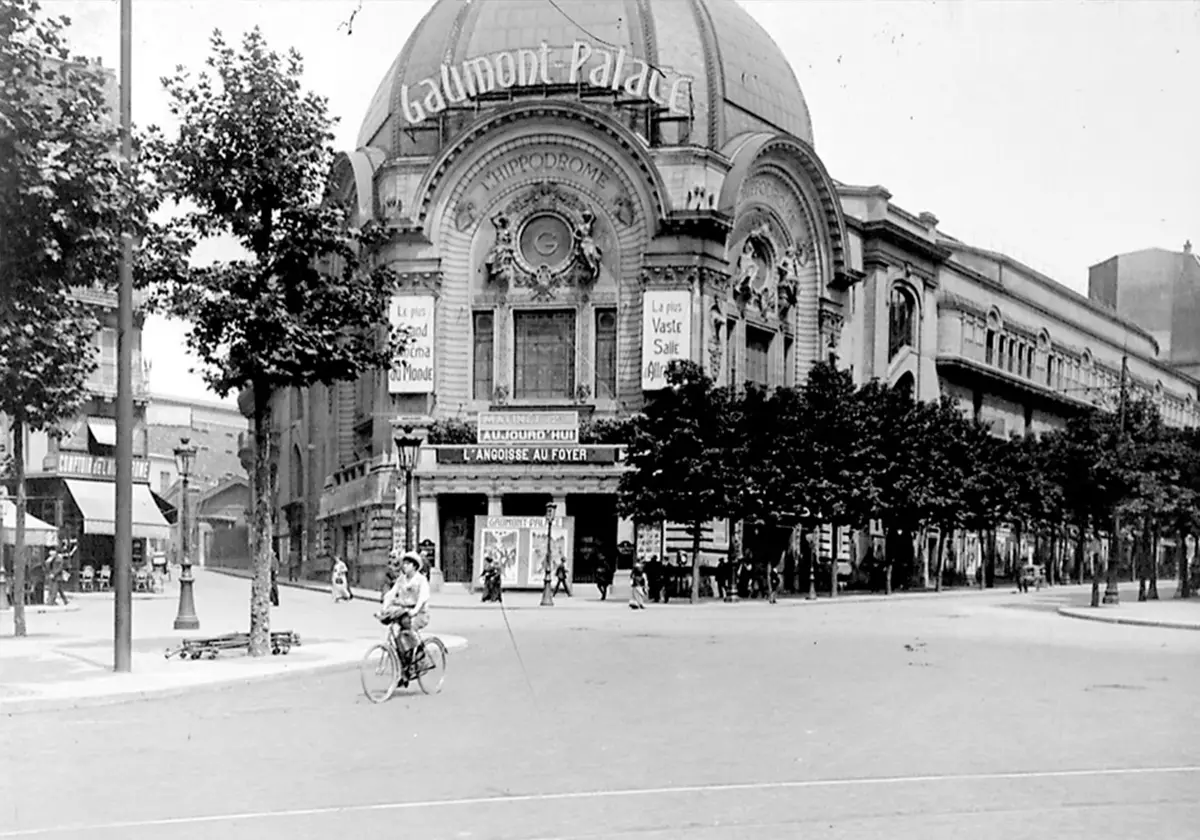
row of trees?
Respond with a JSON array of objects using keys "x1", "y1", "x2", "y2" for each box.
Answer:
[
  {"x1": 3, "y1": 2, "x2": 404, "y2": 651},
  {"x1": 618, "y1": 360, "x2": 1200, "y2": 604}
]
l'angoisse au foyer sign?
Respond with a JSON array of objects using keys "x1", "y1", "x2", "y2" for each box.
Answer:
[{"x1": 400, "y1": 40, "x2": 693, "y2": 125}]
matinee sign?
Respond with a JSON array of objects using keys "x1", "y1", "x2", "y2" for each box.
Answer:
[
  {"x1": 476, "y1": 410, "x2": 579, "y2": 444},
  {"x1": 400, "y1": 40, "x2": 693, "y2": 125}
]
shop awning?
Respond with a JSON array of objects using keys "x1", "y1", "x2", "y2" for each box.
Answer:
[
  {"x1": 64, "y1": 479, "x2": 172, "y2": 541},
  {"x1": 87, "y1": 417, "x2": 117, "y2": 446},
  {"x1": 0, "y1": 500, "x2": 58, "y2": 546}
]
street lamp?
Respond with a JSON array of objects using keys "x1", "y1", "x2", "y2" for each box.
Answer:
[
  {"x1": 172, "y1": 437, "x2": 200, "y2": 630},
  {"x1": 540, "y1": 501, "x2": 556, "y2": 607},
  {"x1": 393, "y1": 430, "x2": 423, "y2": 553}
]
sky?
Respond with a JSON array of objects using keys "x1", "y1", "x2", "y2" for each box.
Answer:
[{"x1": 50, "y1": 0, "x2": 1200, "y2": 405}]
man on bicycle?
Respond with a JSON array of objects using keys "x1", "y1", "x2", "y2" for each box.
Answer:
[{"x1": 378, "y1": 551, "x2": 430, "y2": 659}]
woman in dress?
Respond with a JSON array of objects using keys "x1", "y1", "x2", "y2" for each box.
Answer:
[
  {"x1": 331, "y1": 556, "x2": 352, "y2": 602},
  {"x1": 629, "y1": 560, "x2": 647, "y2": 610}
]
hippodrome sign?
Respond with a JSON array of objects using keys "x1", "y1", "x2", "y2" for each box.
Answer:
[{"x1": 400, "y1": 40, "x2": 693, "y2": 125}]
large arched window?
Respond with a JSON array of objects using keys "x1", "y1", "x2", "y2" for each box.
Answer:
[
  {"x1": 887, "y1": 285, "x2": 918, "y2": 360},
  {"x1": 290, "y1": 444, "x2": 304, "y2": 501}
]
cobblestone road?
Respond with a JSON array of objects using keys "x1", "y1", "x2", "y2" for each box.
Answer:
[{"x1": 3, "y1": 585, "x2": 1198, "y2": 839}]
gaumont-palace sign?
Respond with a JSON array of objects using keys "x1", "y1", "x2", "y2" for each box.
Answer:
[{"x1": 400, "y1": 40, "x2": 693, "y2": 125}]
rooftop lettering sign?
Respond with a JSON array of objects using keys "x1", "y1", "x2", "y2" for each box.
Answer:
[{"x1": 400, "y1": 40, "x2": 693, "y2": 125}]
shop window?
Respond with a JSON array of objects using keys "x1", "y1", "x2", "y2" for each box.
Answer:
[
  {"x1": 472, "y1": 311, "x2": 494, "y2": 401},
  {"x1": 887, "y1": 286, "x2": 917, "y2": 360},
  {"x1": 745, "y1": 328, "x2": 772, "y2": 389},
  {"x1": 514, "y1": 310, "x2": 575, "y2": 399},
  {"x1": 594, "y1": 308, "x2": 617, "y2": 400}
]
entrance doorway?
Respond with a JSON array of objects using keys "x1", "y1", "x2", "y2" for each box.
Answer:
[
  {"x1": 568, "y1": 494, "x2": 616, "y2": 583},
  {"x1": 501, "y1": 494, "x2": 551, "y2": 517},
  {"x1": 438, "y1": 494, "x2": 487, "y2": 583}
]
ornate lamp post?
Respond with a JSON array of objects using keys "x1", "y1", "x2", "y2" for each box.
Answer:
[
  {"x1": 540, "y1": 501, "x2": 556, "y2": 607},
  {"x1": 392, "y1": 429, "x2": 423, "y2": 553},
  {"x1": 172, "y1": 437, "x2": 200, "y2": 630}
]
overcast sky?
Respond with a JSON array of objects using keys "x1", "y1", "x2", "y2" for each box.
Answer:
[{"x1": 52, "y1": 0, "x2": 1200, "y2": 405}]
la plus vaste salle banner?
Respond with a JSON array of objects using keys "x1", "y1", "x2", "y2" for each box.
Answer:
[{"x1": 641, "y1": 289, "x2": 692, "y2": 390}]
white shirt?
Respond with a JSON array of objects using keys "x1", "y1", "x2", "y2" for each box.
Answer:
[{"x1": 384, "y1": 570, "x2": 430, "y2": 618}]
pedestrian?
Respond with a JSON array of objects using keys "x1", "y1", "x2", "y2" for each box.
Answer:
[
  {"x1": 553, "y1": 557, "x2": 571, "y2": 596},
  {"x1": 46, "y1": 547, "x2": 69, "y2": 606},
  {"x1": 768, "y1": 562, "x2": 781, "y2": 604},
  {"x1": 716, "y1": 559, "x2": 730, "y2": 600},
  {"x1": 287, "y1": 550, "x2": 300, "y2": 582},
  {"x1": 331, "y1": 555, "x2": 352, "y2": 602},
  {"x1": 596, "y1": 554, "x2": 614, "y2": 601},
  {"x1": 481, "y1": 556, "x2": 503, "y2": 603},
  {"x1": 629, "y1": 560, "x2": 647, "y2": 610}
]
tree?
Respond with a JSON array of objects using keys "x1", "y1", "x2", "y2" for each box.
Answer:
[
  {"x1": 618, "y1": 360, "x2": 735, "y2": 603},
  {"x1": 151, "y1": 28, "x2": 403, "y2": 655},
  {"x1": 0, "y1": 1, "x2": 163, "y2": 636}
]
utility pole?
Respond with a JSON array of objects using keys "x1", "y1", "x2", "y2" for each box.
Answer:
[
  {"x1": 113, "y1": 0, "x2": 134, "y2": 672},
  {"x1": 1098, "y1": 354, "x2": 1128, "y2": 607}
]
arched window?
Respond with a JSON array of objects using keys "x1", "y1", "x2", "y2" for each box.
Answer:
[
  {"x1": 290, "y1": 444, "x2": 304, "y2": 501},
  {"x1": 887, "y1": 286, "x2": 918, "y2": 360}
]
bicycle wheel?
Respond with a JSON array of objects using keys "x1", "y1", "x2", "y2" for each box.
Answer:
[
  {"x1": 414, "y1": 638, "x2": 447, "y2": 695},
  {"x1": 359, "y1": 643, "x2": 400, "y2": 703}
]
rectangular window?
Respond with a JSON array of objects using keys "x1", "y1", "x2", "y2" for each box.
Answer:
[
  {"x1": 472, "y1": 311, "x2": 495, "y2": 401},
  {"x1": 1046, "y1": 356, "x2": 1055, "y2": 387},
  {"x1": 784, "y1": 336, "x2": 795, "y2": 387},
  {"x1": 594, "y1": 308, "x2": 617, "y2": 400},
  {"x1": 514, "y1": 310, "x2": 576, "y2": 399},
  {"x1": 745, "y1": 328, "x2": 772, "y2": 388},
  {"x1": 725, "y1": 320, "x2": 737, "y2": 384},
  {"x1": 985, "y1": 330, "x2": 996, "y2": 366}
]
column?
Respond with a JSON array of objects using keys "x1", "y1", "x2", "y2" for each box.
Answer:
[
  {"x1": 551, "y1": 495, "x2": 567, "y2": 518},
  {"x1": 419, "y1": 495, "x2": 439, "y2": 569},
  {"x1": 487, "y1": 496, "x2": 503, "y2": 516}
]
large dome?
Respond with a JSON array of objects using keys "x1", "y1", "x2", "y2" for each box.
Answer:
[{"x1": 356, "y1": 0, "x2": 813, "y2": 153}]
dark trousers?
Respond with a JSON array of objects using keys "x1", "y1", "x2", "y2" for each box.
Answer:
[{"x1": 553, "y1": 578, "x2": 571, "y2": 596}]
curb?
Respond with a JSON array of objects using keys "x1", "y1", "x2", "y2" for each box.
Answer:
[
  {"x1": 0, "y1": 602, "x2": 82, "y2": 616},
  {"x1": 0, "y1": 634, "x2": 468, "y2": 716},
  {"x1": 1056, "y1": 606, "x2": 1200, "y2": 631}
]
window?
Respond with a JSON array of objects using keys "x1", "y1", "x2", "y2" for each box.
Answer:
[
  {"x1": 784, "y1": 336, "x2": 795, "y2": 386},
  {"x1": 594, "y1": 308, "x2": 617, "y2": 400},
  {"x1": 725, "y1": 319, "x2": 737, "y2": 384},
  {"x1": 159, "y1": 470, "x2": 171, "y2": 495},
  {"x1": 1046, "y1": 355, "x2": 1055, "y2": 387},
  {"x1": 291, "y1": 444, "x2": 304, "y2": 500},
  {"x1": 887, "y1": 287, "x2": 917, "y2": 360},
  {"x1": 513, "y1": 310, "x2": 575, "y2": 399},
  {"x1": 472, "y1": 311, "x2": 495, "y2": 401},
  {"x1": 985, "y1": 330, "x2": 996, "y2": 366},
  {"x1": 745, "y1": 328, "x2": 772, "y2": 388},
  {"x1": 93, "y1": 327, "x2": 117, "y2": 388}
]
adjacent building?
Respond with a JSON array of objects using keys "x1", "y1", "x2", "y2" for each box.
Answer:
[{"x1": 253, "y1": 0, "x2": 1198, "y2": 590}]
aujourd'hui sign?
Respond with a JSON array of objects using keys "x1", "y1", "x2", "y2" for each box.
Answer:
[
  {"x1": 400, "y1": 40, "x2": 693, "y2": 125},
  {"x1": 476, "y1": 411, "x2": 580, "y2": 444}
]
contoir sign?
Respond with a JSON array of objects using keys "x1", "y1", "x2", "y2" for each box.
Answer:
[{"x1": 400, "y1": 39, "x2": 693, "y2": 125}]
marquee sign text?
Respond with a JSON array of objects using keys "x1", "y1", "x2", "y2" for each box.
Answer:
[{"x1": 400, "y1": 40, "x2": 693, "y2": 125}]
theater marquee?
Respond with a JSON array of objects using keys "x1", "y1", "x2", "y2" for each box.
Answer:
[
  {"x1": 435, "y1": 446, "x2": 622, "y2": 465},
  {"x1": 400, "y1": 39, "x2": 693, "y2": 125}
]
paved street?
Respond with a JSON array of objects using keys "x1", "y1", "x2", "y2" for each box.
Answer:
[{"x1": 2, "y1": 583, "x2": 1198, "y2": 839}]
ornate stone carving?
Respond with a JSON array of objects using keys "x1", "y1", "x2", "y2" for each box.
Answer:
[
  {"x1": 394, "y1": 270, "x2": 443, "y2": 294},
  {"x1": 640, "y1": 265, "x2": 727, "y2": 293},
  {"x1": 820, "y1": 308, "x2": 845, "y2": 351},
  {"x1": 775, "y1": 243, "x2": 811, "y2": 317},
  {"x1": 731, "y1": 222, "x2": 779, "y2": 319},
  {"x1": 484, "y1": 213, "x2": 519, "y2": 289},
  {"x1": 612, "y1": 193, "x2": 635, "y2": 227},
  {"x1": 708, "y1": 309, "x2": 723, "y2": 374},
  {"x1": 480, "y1": 181, "x2": 607, "y2": 300}
]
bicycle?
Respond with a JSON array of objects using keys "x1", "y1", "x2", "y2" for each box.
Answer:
[{"x1": 359, "y1": 618, "x2": 447, "y2": 703}]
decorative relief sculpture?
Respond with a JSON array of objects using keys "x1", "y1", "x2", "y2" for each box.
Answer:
[
  {"x1": 478, "y1": 181, "x2": 607, "y2": 301},
  {"x1": 612, "y1": 193, "x2": 635, "y2": 228},
  {"x1": 820, "y1": 308, "x2": 845, "y2": 352},
  {"x1": 484, "y1": 213, "x2": 519, "y2": 288},
  {"x1": 455, "y1": 200, "x2": 480, "y2": 232},
  {"x1": 573, "y1": 210, "x2": 602, "y2": 281},
  {"x1": 708, "y1": 309, "x2": 724, "y2": 374},
  {"x1": 730, "y1": 222, "x2": 779, "y2": 318}
]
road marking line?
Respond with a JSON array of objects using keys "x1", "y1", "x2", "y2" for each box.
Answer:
[{"x1": 2, "y1": 765, "x2": 1197, "y2": 837}]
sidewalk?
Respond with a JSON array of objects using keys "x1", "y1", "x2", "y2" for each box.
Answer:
[
  {"x1": 0, "y1": 569, "x2": 468, "y2": 715},
  {"x1": 1056, "y1": 581, "x2": 1200, "y2": 630},
  {"x1": 219, "y1": 565, "x2": 1063, "y2": 611}
]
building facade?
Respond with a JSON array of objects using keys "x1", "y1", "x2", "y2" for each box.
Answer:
[{"x1": 261, "y1": 0, "x2": 1199, "y2": 590}]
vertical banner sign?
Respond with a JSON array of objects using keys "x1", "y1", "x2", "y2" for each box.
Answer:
[
  {"x1": 388, "y1": 295, "x2": 435, "y2": 394},
  {"x1": 641, "y1": 289, "x2": 692, "y2": 390}
]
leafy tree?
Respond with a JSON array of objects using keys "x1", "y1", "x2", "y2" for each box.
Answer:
[
  {"x1": 618, "y1": 360, "x2": 735, "y2": 602},
  {"x1": 150, "y1": 29, "x2": 403, "y2": 655},
  {"x1": 426, "y1": 418, "x2": 476, "y2": 445},
  {"x1": 0, "y1": 0, "x2": 164, "y2": 636}
]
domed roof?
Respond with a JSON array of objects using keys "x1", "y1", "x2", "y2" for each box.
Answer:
[{"x1": 357, "y1": 0, "x2": 813, "y2": 153}]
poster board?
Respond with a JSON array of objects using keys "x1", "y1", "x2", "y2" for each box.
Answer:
[{"x1": 473, "y1": 515, "x2": 576, "y2": 590}]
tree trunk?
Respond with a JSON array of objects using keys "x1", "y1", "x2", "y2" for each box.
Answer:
[
  {"x1": 984, "y1": 529, "x2": 997, "y2": 589},
  {"x1": 1178, "y1": 531, "x2": 1191, "y2": 599},
  {"x1": 829, "y1": 524, "x2": 840, "y2": 598},
  {"x1": 248, "y1": 383, "x2": 274, "y2": 656},
  {"x1": 1075, "y1": 517, "x2": 1087, "y2": 584},
  {"x1": 11, "y1": 415, "x2": 28, "y2": 637},
  {"x1": 1137, "y1": 519, "x2": 1148, "y2": 602},
  {"x1": 934, "y1": 526, "x2": 949, "y2": 592},
  {"x1": 882, "y1": 526, "x2": 893, "y2": 596},
  {"x1": 1148, "y1": 525, "x2": 1160, "y2": 600},
  {"x1": 725, "y1": 519, "x2": 741, "y2": 602},
  {"x1": 689, "y1": 520, "x2": 702, "y2": 604}
]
